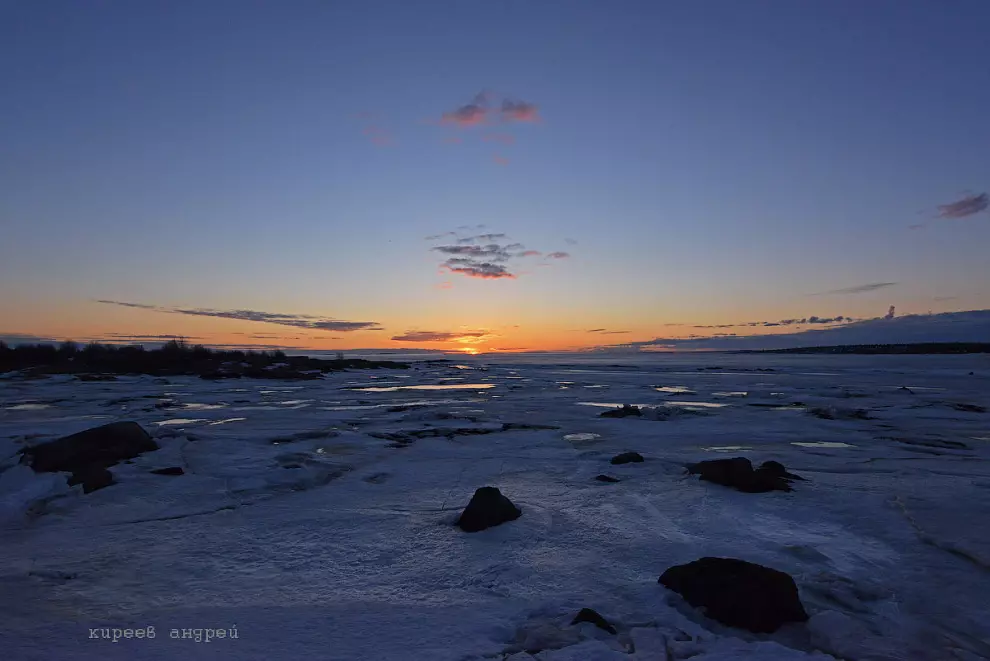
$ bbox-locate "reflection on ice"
[152,418,208,426]
[182,403,228,410]
[792,441,856,448]
[654,386,694,394]
[665,401,728,408]
[353,384,495,392]
[563,433,601,442]
[712,391,748,398]
[5,403,51,411]
[208,417,247,426]
[702,445,752,452]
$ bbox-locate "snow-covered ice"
[1,353,989,660]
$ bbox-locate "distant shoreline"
[737,342,990,355]
[0,340,410,379]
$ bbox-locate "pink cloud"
[501,99,540,123]
[441,93,490,127]
[518,250,542,257]
[547,251,570,259]
[435,281,453,290]
[493,154,509,166]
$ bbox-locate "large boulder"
[659,557,808,633]
[22,421,158,493]
[457,487,521,532]
[686,457,794,493]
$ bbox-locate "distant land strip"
[742,343,990,355]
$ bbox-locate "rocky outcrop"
[686,457,798,493]
[659,557,808,633]
[457,487,521,532]
[595,474,620,483]
[21,421,158,493]
[600,405,642,418]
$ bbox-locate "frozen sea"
[1,353,989,660]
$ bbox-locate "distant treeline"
[745,343,990,355]
[0,339,409,378]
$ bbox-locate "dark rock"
[758,460,805,481]
[22,421,158,492]
[600,404,642,418]
[686,457,792,493]
[611,452,644,465]
[76,374,118,382]
[659,557,808,633]
[595,474,621,483]
[501,422,561,431]
[150,466,184,476]
[571,608,617,634]
[899,386,915,394]
[67,466,114,493]
[951,402,986,413]
[456,487,521,532]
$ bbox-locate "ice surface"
[1,353,989,659]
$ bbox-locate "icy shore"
[2,354,989,660]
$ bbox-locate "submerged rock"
[610,452,644,465]
[595,474,621,483]
[456,487,521,532]
[659,557,808,633]
[686,457,794,493]
[571,607,617,634]
[150,466,184,476]
[600,405,642,418]
[809,406,872,420]
[22,421,158,493]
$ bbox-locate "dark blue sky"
[2,0,988,350]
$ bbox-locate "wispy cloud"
[811,282,897,296]
[443,261,515,279]
[456,233,507,244]
[493,154,509,166]
[391,330,490,342]
[427,231,572,280]
[103,333,204,341]
[95,299,156,310]
[937,192,988,219]
[564,238,578,246]
[692,315,853,329]
[587,329,630,334]
[94,300,382,332]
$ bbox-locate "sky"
[2,0,989,354]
